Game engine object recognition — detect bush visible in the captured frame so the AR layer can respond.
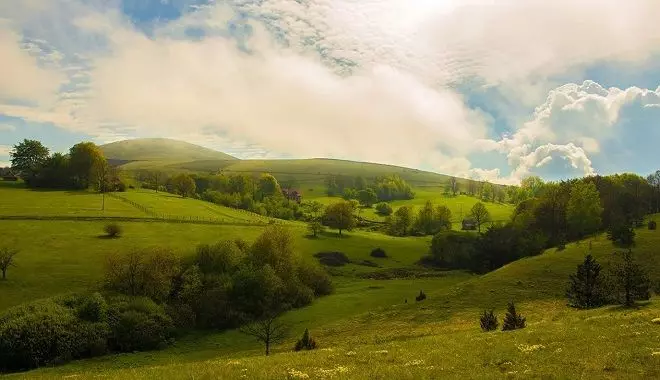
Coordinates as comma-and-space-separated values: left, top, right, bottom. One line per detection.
375, 202, 393, 216
649, 220, 657, 230
480, 310, 498, 332
107, 297, 174, 352
103, 223, 122, 238
415, 290, 427, 302
502, 302, 526, 331
370, 247, 387, 258
294, 328, 317, 351
313, 251, 350, 267
296, 261, 333, 296
607, 224, 635, 247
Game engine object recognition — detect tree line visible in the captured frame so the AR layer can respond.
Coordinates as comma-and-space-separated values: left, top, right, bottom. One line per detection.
7, 139, 124, 192
325, 174, 414, 202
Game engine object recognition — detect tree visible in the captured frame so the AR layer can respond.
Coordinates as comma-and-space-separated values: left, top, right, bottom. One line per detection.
481, 182, 494, 202
448, 177, 459, 196
307, 220, 325, 238
9, 139, 49, 185
566, 254, 606, 308
520, 176, 545, 197
342, 188, 357, 201
469, 202, 491, 233
375, 202, 393, 216
302, 201, 324, 220
611, 250, 651, 307
566, 182, 603, 238
240, 313, 289, 356
501, 302, 526, 331
257, 174, 282, 200
69, 142, 106, 189
357, 188, 378, 208
433, 205, 453, 232
294, 328, 317, 351
0, 248, 18, 280
171, 174, 196, 198
323, 202, 356, 236
480, 310, 498, 332
388, 205, 413, 236
607, 223, 635, 248
414, 201, 435, 235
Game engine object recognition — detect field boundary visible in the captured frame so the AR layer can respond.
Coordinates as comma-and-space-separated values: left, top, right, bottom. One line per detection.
0, 214, 270, 226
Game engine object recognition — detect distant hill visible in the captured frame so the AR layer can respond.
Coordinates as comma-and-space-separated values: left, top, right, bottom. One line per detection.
100, 138, 238, 162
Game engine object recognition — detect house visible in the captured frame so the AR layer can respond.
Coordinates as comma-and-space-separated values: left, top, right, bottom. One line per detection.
462, 218, 477, 231
282, 188, 302, 203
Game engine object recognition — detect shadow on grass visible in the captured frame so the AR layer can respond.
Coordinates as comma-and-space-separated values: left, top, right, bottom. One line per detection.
606, 301, 653, 313
97, 235, 121, 240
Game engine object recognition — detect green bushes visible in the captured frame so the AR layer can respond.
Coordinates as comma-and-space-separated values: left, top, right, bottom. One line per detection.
294, 329, 317, 351
313, 251, 350, 267
0, 293, 172, 373
480, 310, 498, 332
103, 223, 122, 238
375, 202, 393, 216
370, 247, 387, 258
502, 302, 526, 331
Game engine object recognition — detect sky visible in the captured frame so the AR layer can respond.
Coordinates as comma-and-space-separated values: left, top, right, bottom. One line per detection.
1, 0, 660, 184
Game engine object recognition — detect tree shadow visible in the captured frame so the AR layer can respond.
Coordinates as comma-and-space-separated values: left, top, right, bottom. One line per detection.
605, 301, 652, 313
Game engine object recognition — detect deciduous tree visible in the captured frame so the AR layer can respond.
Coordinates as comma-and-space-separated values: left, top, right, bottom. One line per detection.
9, 139, 49, 184
566, 182, 603, 238
469, 202, 491, 233
0, 248, 18, 280
323, 202, 356, 236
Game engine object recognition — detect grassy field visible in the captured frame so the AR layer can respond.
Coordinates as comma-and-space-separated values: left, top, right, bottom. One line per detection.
3, 180, 659, 379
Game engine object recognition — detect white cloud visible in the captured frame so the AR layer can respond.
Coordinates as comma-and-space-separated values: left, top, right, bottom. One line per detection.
1, 0, 660, 184
0, 145, 11, 156
0, 124, 16, 132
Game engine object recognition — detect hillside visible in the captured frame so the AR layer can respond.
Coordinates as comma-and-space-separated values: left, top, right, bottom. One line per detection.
100, 138, 237, 162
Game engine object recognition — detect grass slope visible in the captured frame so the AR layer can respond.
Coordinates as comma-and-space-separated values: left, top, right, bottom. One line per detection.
101, 138, 237, 162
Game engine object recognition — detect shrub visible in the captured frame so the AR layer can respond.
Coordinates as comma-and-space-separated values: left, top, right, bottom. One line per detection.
502, 302, 526, 331
103, 223, 122, 238
607, 224, 635, 247
313, 251, 350, 267
296, 261, 333, 296
107, 296, 174, 352
294, 329, 317, 351
375, 202, 393, 216
415, 290, 427, 302
480, 310, 498, 332
649, 220, 657, 230
370, 247, 387, 258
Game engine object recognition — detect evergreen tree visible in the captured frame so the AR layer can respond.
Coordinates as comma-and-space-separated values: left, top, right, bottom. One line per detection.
611, 250, 651, 307
502, 302, 526, 331
566, 254, 606, 308
480, 310, 498, 332
294, 328, 317, 351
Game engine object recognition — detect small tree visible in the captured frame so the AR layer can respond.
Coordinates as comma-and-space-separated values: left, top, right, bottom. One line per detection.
323, 201, 356, 236
415, 290, 427, 302
480, 310, 498, 332
240, 313, 289, 356
0, 248, 18, 280
607, 223, 635, 247
649, 220, 657, 230
357, 188, 378, 208
375, 202, 393, 216
294, 328, 317, 351
469, 202, 491, 233
566, 254, 606, 308
104, 223, 122, 238
611, 250, 651, 307
307, 220, 325, 238
502, 302, 526, 331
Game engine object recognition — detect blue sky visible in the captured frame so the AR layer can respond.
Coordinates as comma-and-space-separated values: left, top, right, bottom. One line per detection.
1, 0, 660, 184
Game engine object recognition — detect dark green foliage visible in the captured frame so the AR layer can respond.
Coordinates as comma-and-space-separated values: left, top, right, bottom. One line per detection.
428, 231, 478, 270
357, 188, 378, 207
307, 220, 325, 237
294, 329, 318, 351
9, 139, 49, 185
480, 310, 498, 332
375, 202, 393, 216
607, 223, 635, 247
370, 247, 387, 258
0, 247, 18, 280
195, 241, 244, 274
566, 255, 607, 308
649, 220, 657, 230
610, 250, 651, 307
415, 290, 426, 302
502, 302, 526, 331
103, 223, 122, 238
313, 251, 350, 267
323, 201, 356, 236
107, 297, 174, 352
296, 261, 333, 296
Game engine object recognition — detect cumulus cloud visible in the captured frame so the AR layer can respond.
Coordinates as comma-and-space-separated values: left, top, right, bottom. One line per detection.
0, 124, 16, 132
1, 0, 660, 184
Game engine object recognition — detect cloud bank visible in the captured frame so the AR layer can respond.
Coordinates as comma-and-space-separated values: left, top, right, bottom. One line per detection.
1, 0, 659, 183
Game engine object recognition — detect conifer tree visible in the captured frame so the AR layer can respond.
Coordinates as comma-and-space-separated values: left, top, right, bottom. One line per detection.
480, 310, 498, 332
611, 250, 651, 307
294, 328, 317, 351
502, 302, 526, 331
566, 254, 606, 308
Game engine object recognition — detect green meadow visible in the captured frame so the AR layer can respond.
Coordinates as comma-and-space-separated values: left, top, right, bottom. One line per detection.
1, 178, 659, 379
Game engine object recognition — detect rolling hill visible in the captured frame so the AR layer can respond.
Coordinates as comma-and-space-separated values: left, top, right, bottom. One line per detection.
100, 138, 238, 162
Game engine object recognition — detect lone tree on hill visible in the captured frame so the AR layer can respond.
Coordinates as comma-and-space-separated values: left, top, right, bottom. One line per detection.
0, 247, 19, 280
240, 313, 289, 356
469, 202, 491, 233
323, 201, 356, 236
502, 302, 526, 331
566, 254, 606, 308
611, 250, 651, 307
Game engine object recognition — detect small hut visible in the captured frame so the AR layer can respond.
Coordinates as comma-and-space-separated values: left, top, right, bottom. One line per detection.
462, 218, 477, 231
